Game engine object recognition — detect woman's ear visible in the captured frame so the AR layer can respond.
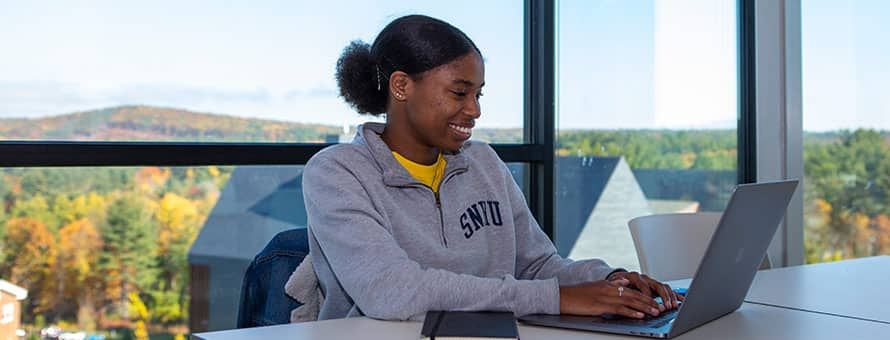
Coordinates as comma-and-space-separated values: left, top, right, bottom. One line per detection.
389, 71, 412, 102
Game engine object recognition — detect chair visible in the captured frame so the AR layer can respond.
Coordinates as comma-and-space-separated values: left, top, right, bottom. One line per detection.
236, 228, 309, 328
628, 212, 771, 282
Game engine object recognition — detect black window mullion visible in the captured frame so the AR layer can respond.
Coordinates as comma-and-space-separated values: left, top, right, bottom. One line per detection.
738, 0, 757, 184
0, 142, 332, 167
524, 0, 556, 239
0, 142, 543, 167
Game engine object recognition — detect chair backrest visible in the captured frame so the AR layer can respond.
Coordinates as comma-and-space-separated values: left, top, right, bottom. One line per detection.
628, 212, 770, 281
237, 228, 309, 328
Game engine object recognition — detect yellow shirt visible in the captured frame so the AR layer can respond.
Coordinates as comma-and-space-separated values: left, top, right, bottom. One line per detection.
392, 152, 446, 193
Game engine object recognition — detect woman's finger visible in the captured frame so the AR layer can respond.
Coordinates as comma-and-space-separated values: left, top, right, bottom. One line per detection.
626, 287, 662, 310
653, 282, 672, 309
631, 272, 654, 297
638, 275, 672, 309
613, 305, 646, 319
612, 288, 662, 315
611, 278, 631, 286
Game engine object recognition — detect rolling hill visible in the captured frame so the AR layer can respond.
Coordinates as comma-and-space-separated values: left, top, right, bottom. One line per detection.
0, 105, 524, 143
0, 105, 343, 142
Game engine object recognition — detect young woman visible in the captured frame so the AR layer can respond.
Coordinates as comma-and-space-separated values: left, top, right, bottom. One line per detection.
303, 14, 681, 321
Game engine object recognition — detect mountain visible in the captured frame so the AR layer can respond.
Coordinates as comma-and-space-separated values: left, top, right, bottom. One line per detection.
0, 106, 342, 142
0, 105, 525, 143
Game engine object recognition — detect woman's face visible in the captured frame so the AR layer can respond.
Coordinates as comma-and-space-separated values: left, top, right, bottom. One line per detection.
403, 52, 485, 152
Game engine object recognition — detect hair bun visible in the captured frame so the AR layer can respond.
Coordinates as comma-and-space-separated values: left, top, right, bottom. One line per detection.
335, 40, 387, 115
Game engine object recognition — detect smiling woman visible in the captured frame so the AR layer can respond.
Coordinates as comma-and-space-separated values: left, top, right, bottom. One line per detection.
301, 14, 680, 323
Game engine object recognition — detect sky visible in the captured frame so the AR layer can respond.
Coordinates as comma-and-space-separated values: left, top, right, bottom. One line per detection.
0, 0, 887, 132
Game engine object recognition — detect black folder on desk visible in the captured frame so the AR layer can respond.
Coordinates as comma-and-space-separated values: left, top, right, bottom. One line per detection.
421, 311, 518, 339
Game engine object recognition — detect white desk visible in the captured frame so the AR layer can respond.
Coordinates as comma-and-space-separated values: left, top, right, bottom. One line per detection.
194, 256, 890, 339
670, 256, 890, 324
745, 255, 889, 323
193, 303, 890, 340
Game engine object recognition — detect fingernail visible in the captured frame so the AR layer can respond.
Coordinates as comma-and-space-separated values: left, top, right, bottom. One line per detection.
659, 305, 665, 311
636, 312, 644, 318
651, 308, 659, 315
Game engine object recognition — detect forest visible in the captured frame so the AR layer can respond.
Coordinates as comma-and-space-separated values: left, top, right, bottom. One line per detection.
0, 166, 231, 339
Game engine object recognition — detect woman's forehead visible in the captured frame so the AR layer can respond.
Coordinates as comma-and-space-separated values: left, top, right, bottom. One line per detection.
426, 54, 485, 87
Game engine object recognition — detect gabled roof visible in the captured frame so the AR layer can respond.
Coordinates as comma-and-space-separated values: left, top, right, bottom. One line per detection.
0, 279, 28, 300
554, 156, 621, 256
189, 166, 306, 263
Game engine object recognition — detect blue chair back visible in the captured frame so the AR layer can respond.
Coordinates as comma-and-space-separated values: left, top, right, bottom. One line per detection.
236, 228, 309, 328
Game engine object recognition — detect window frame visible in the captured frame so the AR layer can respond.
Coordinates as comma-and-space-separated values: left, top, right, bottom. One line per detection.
0, 0, 770, 255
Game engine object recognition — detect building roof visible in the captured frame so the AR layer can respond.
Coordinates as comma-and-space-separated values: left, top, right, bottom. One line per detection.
554, 156, 620, 256
0, 279, 28, 300
188, 166, 306, 263
559, 156, 650, 270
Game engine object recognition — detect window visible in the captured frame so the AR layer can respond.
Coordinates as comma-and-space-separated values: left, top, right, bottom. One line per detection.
802, 0, 890, 263
555, 0, 739, 269
2, 303, 13, 324
0, 1, 523, 143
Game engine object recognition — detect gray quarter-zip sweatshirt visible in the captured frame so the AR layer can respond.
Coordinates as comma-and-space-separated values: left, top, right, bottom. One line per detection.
304, 122, 617, 321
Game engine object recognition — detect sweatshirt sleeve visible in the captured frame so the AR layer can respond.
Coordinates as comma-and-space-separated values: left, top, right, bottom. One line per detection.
503, 161, 617, 286
303, 152, 560, 320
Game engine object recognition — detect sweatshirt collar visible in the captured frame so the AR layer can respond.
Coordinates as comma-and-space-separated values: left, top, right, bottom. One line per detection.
355, 122, 469, 187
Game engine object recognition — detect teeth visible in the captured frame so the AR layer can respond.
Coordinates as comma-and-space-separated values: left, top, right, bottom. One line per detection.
449, 124, 471, 135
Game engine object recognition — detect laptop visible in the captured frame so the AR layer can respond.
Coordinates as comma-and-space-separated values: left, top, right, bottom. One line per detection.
520, 179, 799, 338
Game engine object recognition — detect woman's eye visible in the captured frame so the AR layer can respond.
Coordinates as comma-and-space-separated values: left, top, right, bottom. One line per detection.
452, 91, 467, 97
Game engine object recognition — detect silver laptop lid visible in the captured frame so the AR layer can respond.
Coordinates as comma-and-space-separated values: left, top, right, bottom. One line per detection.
668, 179, 798, 338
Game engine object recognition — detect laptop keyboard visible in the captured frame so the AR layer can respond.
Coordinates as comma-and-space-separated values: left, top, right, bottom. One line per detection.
596, 308, 679, 329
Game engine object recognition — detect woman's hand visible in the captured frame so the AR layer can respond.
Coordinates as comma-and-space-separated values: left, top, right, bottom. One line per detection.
606, 271, 684, 311
559, 279, 665, 319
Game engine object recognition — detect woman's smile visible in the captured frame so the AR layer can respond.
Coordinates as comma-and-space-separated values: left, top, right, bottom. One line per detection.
448, 122, 473, 140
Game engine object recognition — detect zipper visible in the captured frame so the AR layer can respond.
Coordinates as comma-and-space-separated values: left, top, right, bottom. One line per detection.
435, 191, 447, 247
433, 168, 466, 248
391, 168, 467, 249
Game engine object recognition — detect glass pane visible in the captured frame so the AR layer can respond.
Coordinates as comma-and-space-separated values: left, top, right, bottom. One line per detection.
0, 165, 309, 337
556, 0, 739, 270
802, 1, 890, 263
0, 1, 522, 143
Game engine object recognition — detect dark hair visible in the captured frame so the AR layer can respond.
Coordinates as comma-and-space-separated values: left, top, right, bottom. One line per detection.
335, 15, 482, 115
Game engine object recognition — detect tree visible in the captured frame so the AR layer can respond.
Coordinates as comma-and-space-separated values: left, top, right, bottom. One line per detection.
155, 193, 198, 284
128, 293, 150, 340
0, 174, 10, 228
875, 215, 890, 255
1, 217, 58, 320
98, 195, 158, 319
151, 193, 199, 324
53, 195, 79, 225
555, 129, 737, 170
804, 129, 890, 261
11, 194, 61, 232
57, 219, 104, 330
